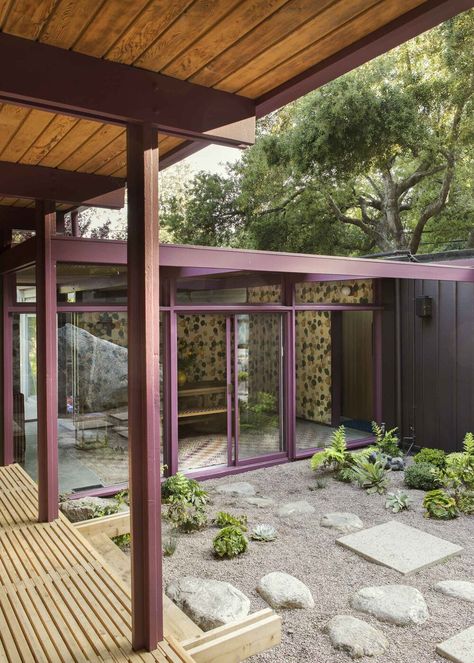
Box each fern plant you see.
[311,426,351,472]
[385,491,411,513]
[432,432,474,495]
[371,421,401,457]
[351,458,389,494]
[423,489,458,520]
[213,511,248,530]
[213,526,248,558]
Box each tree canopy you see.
[160,12,474,256]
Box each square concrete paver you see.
[337,521,462,575]
[436,626,474,663]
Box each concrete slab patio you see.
[337,521,463,575]
[436,626,474,663]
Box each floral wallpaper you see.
[247,284,281,304]
[177,314,227,383]
[246,313,281,400]
[296,311,332,424]
[72,312,128,347]
[296,279,373,304]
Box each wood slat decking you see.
[0,464,193,663]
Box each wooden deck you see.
[0,464,193,663]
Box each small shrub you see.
[167,500,207,533]
[372,422,401,457]
[423,489,458,520]
[251,524,277,542]
[91,502,121,518]
[213,526,248,558]
[163,534,178,557]
[351,458,389,494]
[413,448,446,469]
[213,511,248,530]
[114,489,130,506]
[385,491,411,513]
[404,462,441,491]
[162,472,209,507]
[457,490,474,515]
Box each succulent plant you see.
[213,511,248,530]
[251,524,277,542]
[385,490,411,513]
[213,525,248,558]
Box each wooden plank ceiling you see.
[0,0,428,209]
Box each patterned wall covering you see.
[73,312,128,347]
[177,314,227,383]
[296,279,373,304]
[247,284,281,304]
[246,313,281,401]
[296,311,332,424]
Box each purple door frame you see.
[1,274,14,466]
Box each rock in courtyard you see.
[257,572,314,609]
[351,585,429,626]
[325,615,389,658]
[320,512,363,534]
[434,580,474,603]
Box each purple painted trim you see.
[226,316,234,466]
[236,451,287,467]
[184,455,289,482]
[173,305,288,312]
[160,141,204,171]
[256,0,472,117]
[0,237,35,274]
[52,237,127,264]
[373,283,384,422]
[169,311,178,476]
[56,305,128,312]
[294,304,382,311]
[283,277,297,461]
[1,275,14,465]
[66,482,129,500]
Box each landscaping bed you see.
[159,459,473,662]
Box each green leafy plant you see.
[240,391,278,431]
[372,422,401,457]
[311,426,352,472]
[423,489,458,520]
[167,500,208,533]
[385,491,411,513]
[413,448,446,469]
[213,511,248,530]
[350,458,389,494]
[213,526,248,558]
[162,472,209,507]
[112,533,131,550]
[91,502,121,518]
[163,534,178,557]
[457,490,474,515]
[251,524,277,542]
[114,489,130,507]
[404,462,441,491]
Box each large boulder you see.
[320,512,363,534]
[60,496,126,522]
[325,615,389,658]
[58,323,128,412]
[166,577,250,631]
[434,580,474,603]
[257,572,314,609]
[351,585,429,626]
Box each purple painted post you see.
[1,274,14,465]
[126,123,163,651]
[229,315,237,465]
[373,281,384,422]
[282,277,296,460]
[35,200,59,522]
[71,210,79,237]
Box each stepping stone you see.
[110,411,128,422]
[337,521,462,575]
[257,572,314,609]
[244,496,275,508]
[325,615,389,658]
[436,626,474,663]
[320,512,363,534]
[166,576,250,631]
[351,585,429,626]
[435,581,474,603]
[278,501,315,518]
[113,426,129,439]
[216,482,256,497]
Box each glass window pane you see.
[56,263,127,304]
[13,314,37,473]
[15,265,36,303]
[176,274,281,305]
[295,279,373,304]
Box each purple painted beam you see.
[35,200,58,522]
[1,274,14,465]
[257,0,474,116]
[127,124,163,651]
[0,33,255,146]
[0,161,124,207]
[0,206,36,230]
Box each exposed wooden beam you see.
[0,33,255,146]
[0,161,125,207]
[0,207,35,230]
[256,0,473,117]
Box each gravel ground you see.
[161,459,474,663]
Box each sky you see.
[183,143,242,176]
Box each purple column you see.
[127,123,163,651]
[1,274,14,466]
[35,200,59,522]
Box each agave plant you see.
[251,524,277,542]
[351,458,389,494]
[385,490,411,513]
